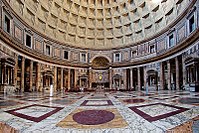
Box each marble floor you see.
[0,90,199,133]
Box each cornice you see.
[112,28,199,68]
[0,29,89,68]
[1,27,199,68]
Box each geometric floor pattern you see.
[0,90,199,132]
[129,103,189,122]
[5,104,63,122]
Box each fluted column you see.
[3,65,6,84]
[36,63,41,91]
[122,69,127,90]
[74,69,78,88]
[130,69,133,89]
[175,57,180,90]
[167,60,171,90]
[14,55,18,87]
[109,67,112,89]
[89,67,92,89]
[7,68,10,84]
[11,68,14,85]
[68,68,70,90]
[143,67,147,90]
[160,62,165,90]
[29,60,33,91]
[131,68,135,90]
[54,67,57,92]
[21,57,25,92]
[60,68,63,91]
[137,67,141,91]
[182,56,186,86]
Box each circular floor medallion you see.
[73,110,115,125]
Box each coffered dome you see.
[9,0,189,49]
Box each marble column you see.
[68,68,71,90]
[3,65,6,84]
[8,68,10,84]
[182,56,186,87]
[109,67,112,89]
[123,69,127,90]
[14,55,18,87]
[11,68,14,85]
[9,68,12,84]
[131,68,135,90]
[64,70,67,88]
[167,60,171,90]
[61,68,63,91]
[143,67,147,90]
[137,67,141,91]
[89,67,92,89]
[21,57,25,92]
[175,57,180,90]
[29,60,33,91]
[130,68,133,90]
[36,63,41,91]
[74,69,78,88]
[196,65,198,82]
[54,66,57,92]
[160,62,165,90]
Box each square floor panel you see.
[57,108,128,129]
[129,103,189,122]
[5,104,63,122]
[81,100,113,106]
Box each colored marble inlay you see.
[129,103,189,122]
[123,98,145,103]
[149,96,179,100]
[5,104,63,122]
[114,95,136,99]
[8,95,24,99]
[62,96,83,99]
[81,100,113,106]
[73,110,115,125]
[57,108,128,129]
[166,115,199,133]
[88,96,108,99]
[138,93,154,96]
[20,97,47,101]
[49,99,75,105]
[0,100,23,108]
[176,93,190,95]
[178,97,199,105]
[0,122,19,133]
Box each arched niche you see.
[91,56,110,69]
